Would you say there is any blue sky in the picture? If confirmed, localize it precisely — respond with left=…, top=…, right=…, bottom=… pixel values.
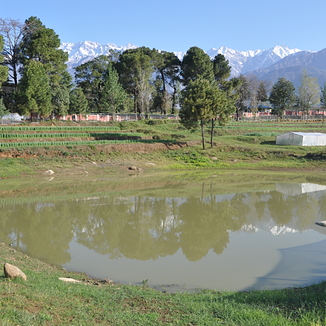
left=2, top=0, right=326, bottom=53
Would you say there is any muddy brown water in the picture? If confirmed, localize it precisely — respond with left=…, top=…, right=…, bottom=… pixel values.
left=1, top=171, right=326, bottom=291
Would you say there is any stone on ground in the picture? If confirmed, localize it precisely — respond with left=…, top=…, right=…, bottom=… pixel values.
left=4, top=263, right=27, bottom=280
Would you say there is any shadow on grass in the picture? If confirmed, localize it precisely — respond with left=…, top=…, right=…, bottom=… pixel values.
left=224, top=281, right=326, bottom=317
left=260, top=141, right=276, bottom=145
left=304, top=152, right=326, bottom=160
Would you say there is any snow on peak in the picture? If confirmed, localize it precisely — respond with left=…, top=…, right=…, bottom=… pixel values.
left=267, top=44, right=302, bottom=58
left=60, top=42, right=305, bottom=78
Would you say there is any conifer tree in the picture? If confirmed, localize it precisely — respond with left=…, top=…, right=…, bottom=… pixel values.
left=17, top=60, right=51, bottom=119
left=181, top=47, right=214, bottom=86
left=212, top=54, right=231, bottom=85
left=116, top=47, right=154, bottom=115
left=153, top=50, right=181, bottom=114
left=74, top=55, right=110, bottom=112
left=257, top=82, right=268, bottom=107
left=99, top=63, right=128, bottom=114
left=180, top=79, right=234, bottom=149
left=269, top=78, right=296, bottom=118
left=69, top=87, right=89, bottom=115
left=18, top=16, right=71, bottom=118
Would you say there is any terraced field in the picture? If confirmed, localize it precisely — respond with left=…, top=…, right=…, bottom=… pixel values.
left=0, top=125, right=177, bottom=149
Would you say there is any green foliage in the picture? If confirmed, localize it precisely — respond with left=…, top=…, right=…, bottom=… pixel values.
left=269, top=78, right=296, bottom=118
left=0, top=34, right=8, bottom=84
left=116, top=47, right=155, bottom=114
left=0, top=125, right=119, bottom=131
left=19, top=16, right=67, bottom=67
left=50, top=70, right=71, bottom=117
left=152, top=50, right=181, bottom=114
left=180, top=78, right=234, bottom=149
left=234, top=75, right=251, bottom=119
left=181, top=46, right=214, bottom=86
left=74, top=55, right=111, bottom=112
left=320, top=82, right=326, bottom=108
left=0, top=98, right=9, bottom=118
left=17, top=16, right=71, bottom=118
left=17, top=60, right=52, bottom=118
left=69, top=87, right=89, bottom=115
left=0, top=132, right=143, bottom=139
left=166, top=148, right=211, bottom=165
left=0, top=138, right=175, bottom=149
left=212, top=53, right=231, bottom=82
left=99, top=63, right=128, bottom=113
left=297, top=71, right=320, bottom=114
left=145, top=119, right=169, bottom=125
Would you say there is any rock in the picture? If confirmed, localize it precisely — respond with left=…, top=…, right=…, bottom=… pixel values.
left=59, top=277, right=83, bottom=283
left=43, top=170, right=54, bottom=175
left=316, top=221, right=326, bottom=227
left=128, top=166, right=143, bottom=171
left=103, top=278, right=114, bottom=284
left=211, top=157, right=218, bottom=161
left=4, top=263, right=27, bottom=280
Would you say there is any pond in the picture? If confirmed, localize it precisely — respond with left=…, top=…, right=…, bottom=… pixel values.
left=1, top=171, right=326, bottom=292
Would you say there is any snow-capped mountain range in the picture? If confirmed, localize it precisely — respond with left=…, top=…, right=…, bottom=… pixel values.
left=60, top=41, right=138, bottom=71
left=59, top=41, right=308, bottom=77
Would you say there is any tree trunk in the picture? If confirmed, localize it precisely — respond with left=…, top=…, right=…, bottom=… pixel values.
left=210, top=118, right=215, bottom=148
left=200, top=119, right=205, bottom=150
left=172, top=85, right=177, bottom=114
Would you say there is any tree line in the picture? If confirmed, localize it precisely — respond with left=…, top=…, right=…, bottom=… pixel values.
left=1, top=17, right=325, bottom=143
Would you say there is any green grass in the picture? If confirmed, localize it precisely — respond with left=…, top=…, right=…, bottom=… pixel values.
left=0, top=132, right=143, bottom=139
left=0, top=138, right=176, bottom=149
left=0, top=158, right=34, bottom=178
left=0, top=125, right=119, bottom=131
left=1, top=243, right=326, bottom=325
left=1, top=119, right=326, bottom=176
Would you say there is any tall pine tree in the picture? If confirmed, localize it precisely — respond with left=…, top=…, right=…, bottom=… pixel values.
left=69, top=87, right=89, bottom=115
left=99, top=63, right=128, bottom=114
left=181, top=47, right=214, bottom=86
left=17, top=60, right=51, bottom=119
left=18, top=16, right=71, bottom=118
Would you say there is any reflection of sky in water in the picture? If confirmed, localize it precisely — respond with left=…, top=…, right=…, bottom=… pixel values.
left=65, top=229, right=326, bottom=291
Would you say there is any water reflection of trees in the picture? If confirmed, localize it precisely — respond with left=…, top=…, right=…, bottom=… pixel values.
left=0, top=202, right=73, bottom=265
left=0, top=184, right=325, bottom=264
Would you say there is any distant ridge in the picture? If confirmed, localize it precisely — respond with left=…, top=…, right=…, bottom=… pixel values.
left=61, top=42, right=326, bottom=87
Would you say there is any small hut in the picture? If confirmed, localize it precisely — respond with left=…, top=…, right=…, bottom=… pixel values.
left=276, top=132, right=326, bottom=146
